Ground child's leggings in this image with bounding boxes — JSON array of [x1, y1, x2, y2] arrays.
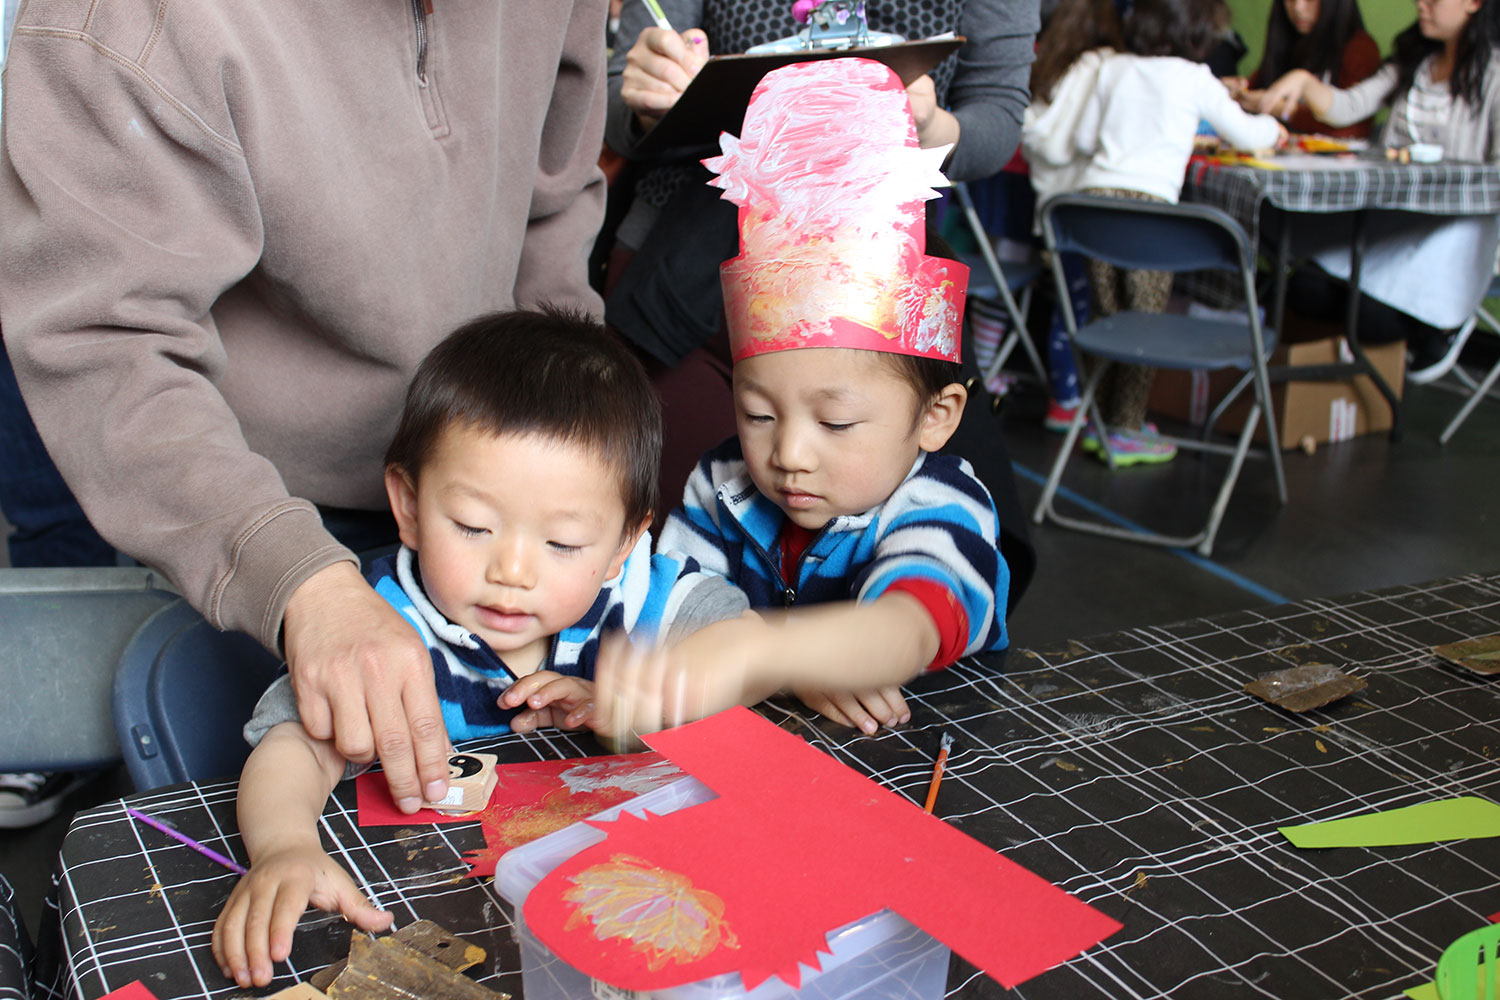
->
[[1080, 187, 1174, 431]]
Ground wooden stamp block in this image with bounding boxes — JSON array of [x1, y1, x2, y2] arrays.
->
[[423, 752, 499, 814]]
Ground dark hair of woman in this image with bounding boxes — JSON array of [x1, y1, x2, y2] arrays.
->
[[1031, 0, 1125, 101], [1122, 0, 1228, 64], [1259, 0, 1368, 83], [1389, 0, 1498, 108]]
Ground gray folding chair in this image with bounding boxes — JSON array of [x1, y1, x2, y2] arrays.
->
[[951, 180, 1049, 387], [1033, 193, 1288, 556], [1437, 275, 1500, 445]]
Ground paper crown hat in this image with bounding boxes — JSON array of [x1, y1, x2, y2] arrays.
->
[[703, 58, 968, 363]]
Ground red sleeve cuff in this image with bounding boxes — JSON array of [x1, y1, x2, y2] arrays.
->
[[884, 578, 969, 672]]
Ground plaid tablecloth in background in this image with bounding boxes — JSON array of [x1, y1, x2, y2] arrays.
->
[[1182, 156, 1500, 308], [39, 572, 1500, 1000]]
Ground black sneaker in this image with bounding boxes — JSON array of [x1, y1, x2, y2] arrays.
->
[[0, 772, 81, 829]]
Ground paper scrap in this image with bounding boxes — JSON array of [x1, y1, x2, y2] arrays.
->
[[525, 707, 1121, 993], [1243, 663, 1365, 712], [1280, 797, 1500, 848], [1403, 981, 1439, 1000], [99, 983, 159, 1000]]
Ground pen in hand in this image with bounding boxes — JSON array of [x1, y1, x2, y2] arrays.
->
[[641, 0, 673, 31]]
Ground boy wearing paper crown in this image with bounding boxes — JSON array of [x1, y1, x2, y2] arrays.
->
[[597, 57, 1010, 740]]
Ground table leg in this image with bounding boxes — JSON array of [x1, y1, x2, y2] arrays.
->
[[1341, 211, 1403, 441]]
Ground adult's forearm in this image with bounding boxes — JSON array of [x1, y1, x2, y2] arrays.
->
[[944, 0, 1038, 181]]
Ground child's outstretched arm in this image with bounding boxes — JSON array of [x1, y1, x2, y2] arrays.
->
[[590, 594, 938, 745], [211, 723, 392, 987]]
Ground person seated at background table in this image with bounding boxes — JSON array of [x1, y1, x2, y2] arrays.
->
[[1069, 0, 1286, 466], [596, 59, 1011, 741], [210, 310, 749, 988], [600, 0, 1040, 622], [1258, 0, 1500, 380], [1225, 0, 1381, 137]]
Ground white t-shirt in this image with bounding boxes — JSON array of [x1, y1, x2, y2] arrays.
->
[[1074, 54, 1283, 203]]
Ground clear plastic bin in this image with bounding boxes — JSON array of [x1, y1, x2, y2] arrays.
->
[[493, 776, 950, 1000]]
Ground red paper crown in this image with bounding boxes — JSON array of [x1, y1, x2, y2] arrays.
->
[[703, 58, 968, 364]]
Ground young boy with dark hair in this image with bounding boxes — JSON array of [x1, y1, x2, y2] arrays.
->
[[211, 308, 747, 988], [600, 58, 1011, 739]]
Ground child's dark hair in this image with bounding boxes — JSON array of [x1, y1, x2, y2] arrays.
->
[[882, 353, 965, 424], [1390, 0, 1498, 109], [386, 307, 661, 531], [1258, 0, 1366, 85], [1124, 0, 1228, 63], [1032, 0, 1126, 101]]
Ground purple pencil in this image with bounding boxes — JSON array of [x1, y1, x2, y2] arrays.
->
[[125, 806, 248, 876]]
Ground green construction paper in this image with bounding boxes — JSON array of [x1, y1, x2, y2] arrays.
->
[[1280, 797, 1500, 849], [1403, 981, 1439, 1000]]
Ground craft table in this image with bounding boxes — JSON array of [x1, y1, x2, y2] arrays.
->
[[1182, 156, 1500, 440], [42, 572, 1500, 999]]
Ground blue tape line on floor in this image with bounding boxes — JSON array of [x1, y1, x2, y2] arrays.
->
[[1011, 462, 1291, 607]]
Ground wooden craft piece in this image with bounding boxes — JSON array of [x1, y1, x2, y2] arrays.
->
[[1433, 634, 1500, 675], [310, 921, 483, 990], [268, 986, 330, 999], [423, 752, 499, 814], [1244, 663, 1366, 712], [325, 933, 509, 1000]]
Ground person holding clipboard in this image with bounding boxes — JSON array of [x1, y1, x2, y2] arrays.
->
[[602, 0, 1041, 618]]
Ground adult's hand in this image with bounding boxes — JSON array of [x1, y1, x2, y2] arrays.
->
[[281, 562, 450, 814], [620, 26, 711, 128], [905, 74, 959, 151], [1257, 69, 1327, 123]]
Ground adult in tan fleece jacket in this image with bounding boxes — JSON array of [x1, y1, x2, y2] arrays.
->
[[0, 0, 608, 811]]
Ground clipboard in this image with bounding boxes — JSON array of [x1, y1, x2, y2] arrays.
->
[[630, 36, 965, 162]]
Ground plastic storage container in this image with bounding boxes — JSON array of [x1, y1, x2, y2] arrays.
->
[[493, 776, 950, 1000]]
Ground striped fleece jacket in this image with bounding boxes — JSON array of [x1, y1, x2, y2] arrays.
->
[[657, 438, 1009, 659]]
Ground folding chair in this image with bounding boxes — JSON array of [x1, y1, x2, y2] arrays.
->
[[951, 180, 1049, 387], [1437, 275, 1500, 445], [1033, 193, 1288, 556], [112, 598, 282, 790]]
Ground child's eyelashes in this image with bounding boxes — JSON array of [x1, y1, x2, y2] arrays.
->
[[453, 520, 490, 537], [742, 412, 774, 424], [821, 421, 856, 432], [547, 541, 584, 555]]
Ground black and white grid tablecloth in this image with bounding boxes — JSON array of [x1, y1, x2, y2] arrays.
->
[[1182, 157, 1500, 307], [46, 572, 1500, 1000]]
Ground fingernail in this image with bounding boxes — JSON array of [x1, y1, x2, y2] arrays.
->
[[424, 780, 447, 801], [862, 720, 877, 734], [398, 796, 422, 813]]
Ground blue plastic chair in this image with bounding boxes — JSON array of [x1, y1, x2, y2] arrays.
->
[[952, 180, 1049, 387], [1034, 193, 1288, 556], [111, 598, 282, 790]]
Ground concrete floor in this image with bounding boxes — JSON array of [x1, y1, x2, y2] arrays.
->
[[1, 361, 1497, 948]]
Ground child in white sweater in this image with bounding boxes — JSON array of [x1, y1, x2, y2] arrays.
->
[[1070, 0, 1286, 465]]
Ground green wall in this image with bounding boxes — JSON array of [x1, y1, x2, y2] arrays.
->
[[1226, 0, 1416, 76]]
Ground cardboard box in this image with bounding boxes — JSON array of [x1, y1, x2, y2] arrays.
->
[[1147, 335, 1405, 450]]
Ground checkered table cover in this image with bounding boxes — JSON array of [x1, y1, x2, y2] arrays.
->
[[47, 572, 1500, 1000], [1182, 157, 1500, 308]]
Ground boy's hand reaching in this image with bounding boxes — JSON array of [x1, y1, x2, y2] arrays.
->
[[211, 843, 391, 988], [499, 672, 595, 732], [793, 685, 911, 735]]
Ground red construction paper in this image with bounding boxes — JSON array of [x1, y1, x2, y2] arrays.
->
[[356, 753, 684, 876], [99, 983, 158, 1000], [525, 707, 1121, 992]]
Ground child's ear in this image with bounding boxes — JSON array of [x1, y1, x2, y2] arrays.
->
[[606, 515, 652, 579], [917, 381, 968, 452], [384, 465, 422, 551]]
